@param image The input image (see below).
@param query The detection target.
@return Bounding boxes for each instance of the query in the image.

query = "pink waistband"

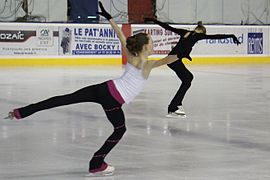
[107,80,125,105]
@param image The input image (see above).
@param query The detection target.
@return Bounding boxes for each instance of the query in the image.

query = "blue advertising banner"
[248,33,263,54]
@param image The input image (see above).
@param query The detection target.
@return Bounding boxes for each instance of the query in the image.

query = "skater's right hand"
[232,35,241,45]
[97,1,112,21]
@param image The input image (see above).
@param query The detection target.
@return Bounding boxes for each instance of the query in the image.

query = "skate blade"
[165,114,187,119]
[85,171,114,177]
[4,115,14,120]
[3,116,14,120]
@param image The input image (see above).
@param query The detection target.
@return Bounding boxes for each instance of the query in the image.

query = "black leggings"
[15,82,126,170]
[167,60,193,112]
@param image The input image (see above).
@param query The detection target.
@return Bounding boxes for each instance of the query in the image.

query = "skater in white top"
[5,1,179,177]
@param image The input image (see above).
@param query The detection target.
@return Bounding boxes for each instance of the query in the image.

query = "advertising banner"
[0,23,58,56]
[132,24,269,57]
[192,26,245,56]
[246,27,268,55]
[59,25,121,56]
[132,25,180,55]
[0,23,269,63]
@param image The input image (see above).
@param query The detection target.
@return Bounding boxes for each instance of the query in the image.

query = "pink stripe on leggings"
[13,109,22,119]
[107,80,125,105]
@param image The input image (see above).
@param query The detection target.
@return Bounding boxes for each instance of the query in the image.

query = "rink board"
[0,22,269,65]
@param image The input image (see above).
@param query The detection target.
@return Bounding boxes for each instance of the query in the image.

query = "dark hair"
[126,33,149,56]
[195,21,206,34]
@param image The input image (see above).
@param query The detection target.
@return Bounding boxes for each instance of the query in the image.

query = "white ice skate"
[4,112,15,120]
[166,106,187,118]
[85,163,115,177]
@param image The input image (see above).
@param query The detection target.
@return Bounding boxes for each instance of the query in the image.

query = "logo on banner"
[60,28,72,54]
[37,28,54,46]
[0,30,35,42]
[247,33,263,54]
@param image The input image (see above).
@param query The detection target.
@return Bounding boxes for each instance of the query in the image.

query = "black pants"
[16,82,126,170]
[167,59,193,112]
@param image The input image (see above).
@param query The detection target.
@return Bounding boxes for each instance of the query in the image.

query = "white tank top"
[112,62,147,104]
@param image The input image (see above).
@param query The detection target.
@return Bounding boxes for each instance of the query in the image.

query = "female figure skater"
[5,2,178,177]
[151,19,241,118]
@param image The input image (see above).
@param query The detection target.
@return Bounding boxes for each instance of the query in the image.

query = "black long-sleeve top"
[155,20,236,61]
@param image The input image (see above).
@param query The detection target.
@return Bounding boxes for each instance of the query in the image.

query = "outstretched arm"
[97,1,129,54]
[153,19,188,36]
[108,19,129,53]
[199,34,241,45]
[147,55,178,69]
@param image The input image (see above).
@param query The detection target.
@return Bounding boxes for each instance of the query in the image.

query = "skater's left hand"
[144,17,156,22]
[232,35,241,45]
[97,1,112,20]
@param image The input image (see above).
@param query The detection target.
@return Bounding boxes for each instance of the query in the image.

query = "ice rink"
[0,64,270,180]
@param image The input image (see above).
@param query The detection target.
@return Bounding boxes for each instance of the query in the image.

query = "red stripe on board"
[121,24,131,65]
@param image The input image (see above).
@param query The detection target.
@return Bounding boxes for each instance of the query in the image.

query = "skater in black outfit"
[151,19,241,118]
[5,2,178,176]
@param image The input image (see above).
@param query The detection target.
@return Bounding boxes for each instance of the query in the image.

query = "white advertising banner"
[0,23,58,56]
[58,24,121,56]
[132,24,269,57]
[132,25,181,55]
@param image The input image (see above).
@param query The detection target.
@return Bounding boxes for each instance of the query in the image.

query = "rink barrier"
[0,56,269,66]
[184,56,270,64]
[0,22,269,65]
[0,57,121,66]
